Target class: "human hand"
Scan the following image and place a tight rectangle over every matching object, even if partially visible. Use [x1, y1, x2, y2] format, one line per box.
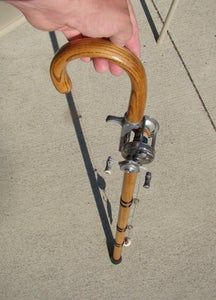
[7, 0, 140, 76]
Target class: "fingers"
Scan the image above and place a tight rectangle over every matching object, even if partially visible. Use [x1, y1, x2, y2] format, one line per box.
[109, 0, 140, 75]
[110, 0, 140, 57]
[81, 57, 91, 63]
[62, 29, 91, 63]
[108, 30, 131, 76]
[63, 28, 120, 75]
[125, 0, 140, 57]
[63, 29, 109, 73]
[93, 58, 109, 73]
[62, 28, 82, 40]
[109, 63, 123, 76]
[61, 0, 141, 77]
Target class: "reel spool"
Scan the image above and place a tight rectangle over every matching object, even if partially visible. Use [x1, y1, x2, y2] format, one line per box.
[121, 116, 159, 166]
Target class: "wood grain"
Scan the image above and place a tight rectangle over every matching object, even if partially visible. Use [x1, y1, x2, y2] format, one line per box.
[113, 173, 138, 262]
[50, 38, 147, 124]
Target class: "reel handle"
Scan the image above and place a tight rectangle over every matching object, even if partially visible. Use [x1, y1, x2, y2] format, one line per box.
[50, 38, 147, 124]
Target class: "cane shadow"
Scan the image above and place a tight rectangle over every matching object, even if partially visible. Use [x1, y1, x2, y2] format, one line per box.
[95, 171, 113, 225]
[140, 0, 159, 41]
[49, 31, 114, 257]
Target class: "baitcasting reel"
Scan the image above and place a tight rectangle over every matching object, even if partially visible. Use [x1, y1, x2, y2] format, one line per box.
[120, 116, 159, 166]
[105, 115, 159, 174]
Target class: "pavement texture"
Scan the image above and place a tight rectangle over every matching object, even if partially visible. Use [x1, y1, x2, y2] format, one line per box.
[0, 0, 216, 299]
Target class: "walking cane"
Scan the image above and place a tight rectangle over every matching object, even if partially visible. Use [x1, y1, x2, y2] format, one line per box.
[50, 38, 159, 264]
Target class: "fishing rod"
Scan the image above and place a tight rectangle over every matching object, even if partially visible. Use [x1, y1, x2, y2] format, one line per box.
[50, 38, 159, 264]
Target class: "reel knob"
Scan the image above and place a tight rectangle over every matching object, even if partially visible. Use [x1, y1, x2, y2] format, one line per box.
[143, 171, 152, 188]
[104, 156, 113, 175]
[123, 237, 132, 247]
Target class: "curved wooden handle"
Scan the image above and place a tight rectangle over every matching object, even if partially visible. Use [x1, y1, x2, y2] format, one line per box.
[50, 38, 147, 123]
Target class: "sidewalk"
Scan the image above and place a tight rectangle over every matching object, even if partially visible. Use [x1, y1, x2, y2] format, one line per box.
[0, 1, 215, 299]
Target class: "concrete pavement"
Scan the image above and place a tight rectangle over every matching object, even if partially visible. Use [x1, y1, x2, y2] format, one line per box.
[0, 0, 216, 299]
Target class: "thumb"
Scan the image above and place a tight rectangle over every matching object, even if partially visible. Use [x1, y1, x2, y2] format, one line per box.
[61, 27, 82, 40]
[110, 23, 133, 48]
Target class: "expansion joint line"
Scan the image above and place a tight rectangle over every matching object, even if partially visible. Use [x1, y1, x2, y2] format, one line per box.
[150, 0, 216, 132]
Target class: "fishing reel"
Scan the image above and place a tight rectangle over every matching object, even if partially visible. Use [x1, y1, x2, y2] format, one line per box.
[120, 116, 159, 166]
[105, 115, 159, 174]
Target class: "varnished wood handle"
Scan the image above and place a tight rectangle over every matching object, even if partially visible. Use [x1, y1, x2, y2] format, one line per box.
[50, 38, 147, 123]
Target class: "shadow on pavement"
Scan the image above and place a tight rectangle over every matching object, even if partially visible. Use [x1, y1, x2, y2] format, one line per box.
[140, 0, 159, 41]
[49, 31, 114, 258]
